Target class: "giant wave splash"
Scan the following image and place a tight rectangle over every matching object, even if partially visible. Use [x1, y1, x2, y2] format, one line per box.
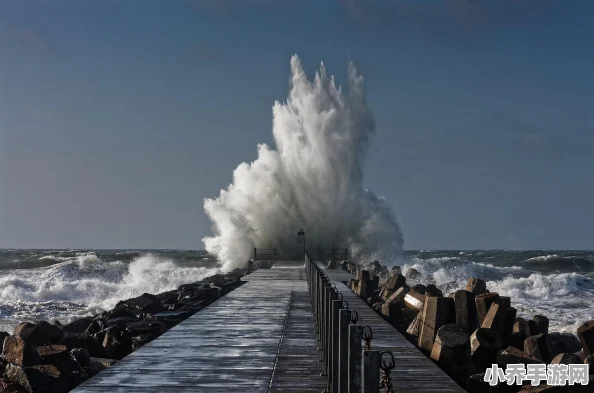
[203, 55, 403, 270]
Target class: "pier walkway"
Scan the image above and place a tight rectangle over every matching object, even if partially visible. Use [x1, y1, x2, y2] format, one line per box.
[73, 261, 325, 393]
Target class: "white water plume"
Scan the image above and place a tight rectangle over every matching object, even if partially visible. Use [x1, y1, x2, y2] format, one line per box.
[203, 55, 403, 271]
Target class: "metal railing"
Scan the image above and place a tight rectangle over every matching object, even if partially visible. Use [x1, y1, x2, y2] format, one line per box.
[304, 250, 393, 393]
[320, 248, 348, 262]
[253, 248, 276, 261]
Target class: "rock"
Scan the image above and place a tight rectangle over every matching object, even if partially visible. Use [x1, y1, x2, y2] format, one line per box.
[475, 292, 500, 326]
[454, 290, 478, 334]
[36, 344, 68, 366]
[425, 284, 443, 297]
[385, 285, 410, 305]
[102, 325, 132, 360]
[126, 321, 167, 337]
[56, 334, 107, 358]
[497, 296, 511, 308]
[70, 349, 91, 369]
[404, 290, 426, 311]
[548, 332, 582, 356]
[533, 315, 549, 334]
[480, 303, 517, 342]
[4, 363, 59, 393]
[577, 320, 594, 356]
[496, 346, 544, 366]
[406, 312, 423, 338]
[90, 357, 117, 368]
[418, 296, 455, 352]
[131, 333, 158, 351]
[406, 268, 421, 281]
[551, 352, 582, 365]
[465, 278, 487, 295]
[14, 322, 63, 346]
[412, 284, 426, 295]
[60, 318, 93, 334]
[430, 323, 470, 378]
[111, 293, 164, 317]
[466, 373, 505, 393]
[513, 318, 531, 337]
[2, 336, 42, 366]
[509, 332, 528, 351]
[524, 334, 555, 362]
[470, 328, 503, 368]
[528, 320, 539, 336]
[0, 378, 29, 393]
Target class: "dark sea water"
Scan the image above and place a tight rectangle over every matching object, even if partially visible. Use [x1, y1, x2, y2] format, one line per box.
[0, 249, 592, 335]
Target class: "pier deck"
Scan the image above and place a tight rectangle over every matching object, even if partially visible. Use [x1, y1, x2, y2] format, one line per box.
[72, 262, 324, 393]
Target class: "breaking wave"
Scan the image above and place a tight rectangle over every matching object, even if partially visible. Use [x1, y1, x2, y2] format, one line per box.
[203, 55, 403, 271]
[0, 253, 219, 330]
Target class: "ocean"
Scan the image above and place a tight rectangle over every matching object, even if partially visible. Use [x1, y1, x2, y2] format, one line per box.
[0, 249, 592, 335]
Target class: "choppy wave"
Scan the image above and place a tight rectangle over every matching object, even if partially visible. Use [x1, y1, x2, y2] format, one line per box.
[0, 252, 218, 332]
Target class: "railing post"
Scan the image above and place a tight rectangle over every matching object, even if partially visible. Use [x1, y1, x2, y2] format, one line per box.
[349, 324, 364, 393]
[338, 308, 351, 393]
[362, 350, 380, 393]
[331, 299, 342, 393]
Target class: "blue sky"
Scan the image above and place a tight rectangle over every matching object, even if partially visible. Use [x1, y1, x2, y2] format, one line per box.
[0, 0, 592, 250]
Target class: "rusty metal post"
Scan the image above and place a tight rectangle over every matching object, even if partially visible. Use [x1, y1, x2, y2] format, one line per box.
[362, 350, 380, 393]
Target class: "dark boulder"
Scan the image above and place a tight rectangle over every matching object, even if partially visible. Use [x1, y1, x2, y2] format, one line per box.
[102, 325, 132, 360]
[55, 334, 107, 358]
[1, 336, 41, 367]
[4, 364, 59, 393]
[60, 318, 93, 334]
[13, 322, 63, 346]
[36, 344, 69, 366]
[131, 333, 158, 351]
[548, 332, 582, 356]
[524, 334, 555, 362]
[111, 293, 164, 317]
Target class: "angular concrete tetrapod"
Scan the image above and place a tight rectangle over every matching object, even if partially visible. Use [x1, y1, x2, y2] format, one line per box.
[465, 278, 486, 295]
[386, 285, 409, 305]
[418, 296, 455, 352]
[577, 320, 594, 356]
[496, 346, 544, 366]
[470, 328, 503, 369]
[475, 292, 500, 326]
[551, 352, 582, 365]
[454, 290, 478, 334]
[524, 333, 555, 362]
[404, 290, 426, 311]
[513, 317, 531, 337]
[430, 323, 470, 378]
[480, 302, 517, 342]
[533, 314, 549, 334]
[406, 312, 423, 339]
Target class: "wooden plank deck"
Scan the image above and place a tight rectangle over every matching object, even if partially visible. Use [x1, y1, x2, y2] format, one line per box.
[72, 262, 324, 393]
[317, 263, 466, 393]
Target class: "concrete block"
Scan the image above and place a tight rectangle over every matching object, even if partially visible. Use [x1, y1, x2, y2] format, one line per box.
[465, 278, 487, 295]
[577, 320, 594, 356]
[454, 290, 478, 334]
[475, 292, 500, 325]
[470, 328, 503, 368]
[418, 296, 455, 352]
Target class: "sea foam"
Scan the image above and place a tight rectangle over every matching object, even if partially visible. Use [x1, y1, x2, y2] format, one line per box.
[203, 55, 404, 271]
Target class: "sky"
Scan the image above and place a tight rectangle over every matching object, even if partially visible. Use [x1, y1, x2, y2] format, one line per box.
[0, 0, 592, 250]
